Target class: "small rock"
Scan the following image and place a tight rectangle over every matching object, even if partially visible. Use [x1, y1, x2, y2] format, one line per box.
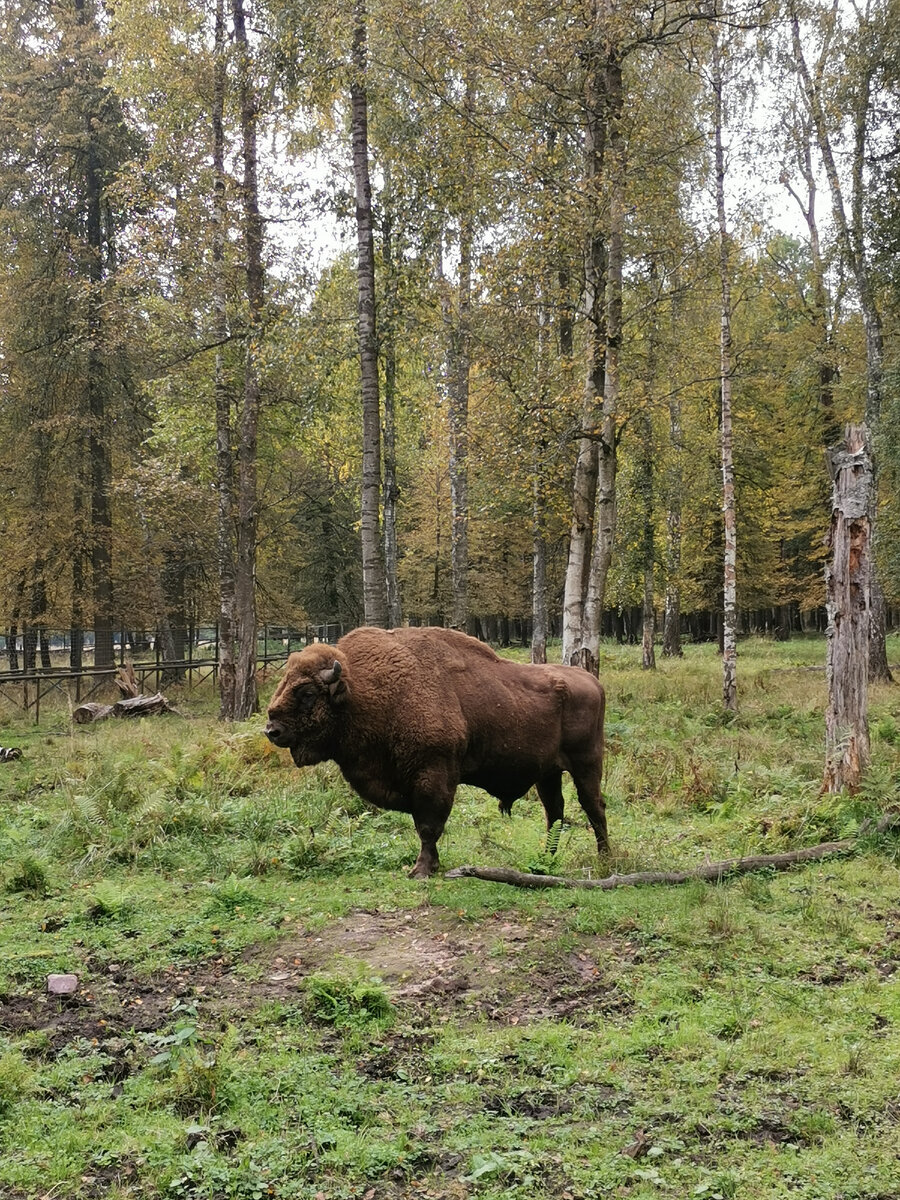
[48, 973, 79, 996]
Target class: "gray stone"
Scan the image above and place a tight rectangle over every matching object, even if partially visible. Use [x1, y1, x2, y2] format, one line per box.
[47, 973, 79, 996]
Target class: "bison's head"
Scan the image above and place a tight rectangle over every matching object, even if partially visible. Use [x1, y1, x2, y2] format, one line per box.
[264, 646, 349, 766]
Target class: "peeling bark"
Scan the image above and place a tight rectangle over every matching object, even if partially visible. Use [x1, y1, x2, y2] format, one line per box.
[823, 424, 872, 794]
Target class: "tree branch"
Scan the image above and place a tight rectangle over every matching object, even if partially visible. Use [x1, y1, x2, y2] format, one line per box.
[444, 814, 900, 890]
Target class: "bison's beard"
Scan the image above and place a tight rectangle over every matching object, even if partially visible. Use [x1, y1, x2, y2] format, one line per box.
[290, 742, 325, 768]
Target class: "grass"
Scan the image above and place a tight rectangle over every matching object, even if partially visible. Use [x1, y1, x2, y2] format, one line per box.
[0, 635, 899, 1199]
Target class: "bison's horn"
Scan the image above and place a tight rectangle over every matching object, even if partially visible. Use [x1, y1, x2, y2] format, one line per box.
[318, 660, 342, 686]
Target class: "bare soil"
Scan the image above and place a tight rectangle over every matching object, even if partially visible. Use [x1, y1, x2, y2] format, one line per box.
[0, 906, 636, 1051]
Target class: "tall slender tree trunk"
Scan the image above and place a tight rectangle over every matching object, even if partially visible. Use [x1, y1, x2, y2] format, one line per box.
[663, 396, 684, 658]
[75, 0, 114, 672]
[446, 77, 475, 633]
[70, 471, 86, 670]
[232, 0, 264, 717]
[712, 26, 737, 713]
[352, 0, 387, 628]
[381, 166, 401, 628]
[582, 10, 624, 667]
[640, 262, 660, 671]
[662, 267, 684, 658]
[213, 0, 236, 717]
[531, 478, 548, 664]
[562, 5, 606, 666]
[448, 209, 472, 632]
[531, 276, 551, 666]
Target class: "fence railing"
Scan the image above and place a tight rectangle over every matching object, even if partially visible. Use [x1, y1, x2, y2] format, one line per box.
[0, 649, 296, 725]
[0, 623, 352, 723]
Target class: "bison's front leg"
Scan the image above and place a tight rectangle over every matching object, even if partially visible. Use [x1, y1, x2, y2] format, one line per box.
[409, 768, 456, 879]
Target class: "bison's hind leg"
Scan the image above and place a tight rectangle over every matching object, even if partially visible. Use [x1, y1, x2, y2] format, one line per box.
[536, 771, 565, 831]
[570, 760, 609, 855]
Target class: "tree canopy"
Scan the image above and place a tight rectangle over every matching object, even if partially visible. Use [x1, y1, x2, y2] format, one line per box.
[1, 0, 898, 669]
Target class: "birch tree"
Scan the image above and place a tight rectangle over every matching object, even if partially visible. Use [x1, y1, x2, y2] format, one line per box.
[351, 0, 388, 628]
[711, 20, 738, 712]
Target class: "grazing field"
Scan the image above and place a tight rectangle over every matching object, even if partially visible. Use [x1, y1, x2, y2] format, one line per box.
[1, 637, 899, 1200]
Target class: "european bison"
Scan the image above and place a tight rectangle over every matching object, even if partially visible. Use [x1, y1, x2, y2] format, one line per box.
[264, 626, 607, 878]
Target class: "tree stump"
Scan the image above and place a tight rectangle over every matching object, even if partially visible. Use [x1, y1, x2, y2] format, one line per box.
[823, 424, 873, 793]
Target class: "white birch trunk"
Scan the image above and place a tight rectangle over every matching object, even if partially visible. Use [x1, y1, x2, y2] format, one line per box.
[712, 27, 737, 713]
[352, 0, 387, 628]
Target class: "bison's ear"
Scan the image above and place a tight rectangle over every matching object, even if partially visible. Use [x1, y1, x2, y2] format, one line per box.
[318, 660, 347, 704]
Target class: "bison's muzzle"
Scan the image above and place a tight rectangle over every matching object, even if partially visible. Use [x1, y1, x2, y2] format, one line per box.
[264, 720, 290, 747]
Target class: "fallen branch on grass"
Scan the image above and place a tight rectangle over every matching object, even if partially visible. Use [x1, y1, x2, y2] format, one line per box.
[444, 813, 900, 891]
[72, 693, 179, 724]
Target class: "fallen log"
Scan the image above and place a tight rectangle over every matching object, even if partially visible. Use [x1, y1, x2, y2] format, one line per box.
[73, 692, 179, 724]
[444, 813, 900, 891]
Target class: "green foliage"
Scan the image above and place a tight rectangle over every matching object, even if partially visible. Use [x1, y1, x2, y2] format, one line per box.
[305, 975, 394, 1028]
[144, 1007, 239, 1116]
[525, 819, 565, 876]
[5, 853, 50, 896]
[0, 1049, 32, 1118]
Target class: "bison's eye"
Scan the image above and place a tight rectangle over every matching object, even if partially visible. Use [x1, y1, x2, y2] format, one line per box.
[292, 683, 318, 712]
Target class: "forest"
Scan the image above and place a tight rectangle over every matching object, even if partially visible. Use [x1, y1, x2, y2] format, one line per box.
[2, 5, 900, 1196]
[0, 0, 899, 722]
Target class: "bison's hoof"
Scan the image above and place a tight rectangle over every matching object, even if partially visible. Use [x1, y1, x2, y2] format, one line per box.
[409, 862, 437, 880]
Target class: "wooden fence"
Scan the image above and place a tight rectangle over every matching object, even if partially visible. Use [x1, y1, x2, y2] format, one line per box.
[0, 645, 321, 725]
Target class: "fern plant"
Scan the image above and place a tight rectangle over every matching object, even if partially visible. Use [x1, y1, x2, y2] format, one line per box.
[526, 819, 566, 876]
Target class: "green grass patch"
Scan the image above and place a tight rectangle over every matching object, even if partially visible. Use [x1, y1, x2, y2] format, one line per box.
[0, 636, 898, 1198]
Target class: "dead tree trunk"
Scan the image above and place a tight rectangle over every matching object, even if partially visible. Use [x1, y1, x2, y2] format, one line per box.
[823, 424, 873, 793]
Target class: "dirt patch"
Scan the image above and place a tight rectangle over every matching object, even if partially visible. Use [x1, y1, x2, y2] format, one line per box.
[0, 907, 637, 1052]
[797, 958, 864, 986]
[237, 907, 635, 1026]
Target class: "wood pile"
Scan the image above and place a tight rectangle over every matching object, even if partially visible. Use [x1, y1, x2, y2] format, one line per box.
[72, 664, 179, 724]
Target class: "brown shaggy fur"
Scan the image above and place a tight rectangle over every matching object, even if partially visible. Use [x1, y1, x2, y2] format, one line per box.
[265, 626, 607, 878]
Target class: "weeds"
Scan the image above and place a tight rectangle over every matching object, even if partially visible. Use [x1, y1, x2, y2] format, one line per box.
[305, 975, 393, 1028]
[5, 852, 50, 895]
